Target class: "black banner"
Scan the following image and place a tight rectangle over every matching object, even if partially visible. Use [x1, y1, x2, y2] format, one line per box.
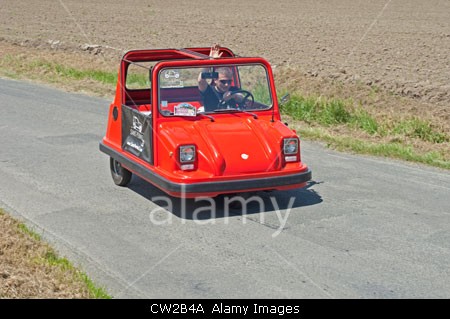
[0, 299, 444, 317]
[121, 105, 153, 164]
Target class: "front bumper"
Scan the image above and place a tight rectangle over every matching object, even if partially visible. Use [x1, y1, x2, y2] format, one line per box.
[100, 142, 312, 197]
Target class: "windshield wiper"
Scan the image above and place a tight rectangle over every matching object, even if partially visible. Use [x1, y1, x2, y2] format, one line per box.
[213, 108, 258, 119]
[197, 112, 215, 122]
[239, 109, 258, 119]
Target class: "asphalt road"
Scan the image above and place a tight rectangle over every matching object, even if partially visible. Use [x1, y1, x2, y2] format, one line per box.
[0, 78, 449, 298]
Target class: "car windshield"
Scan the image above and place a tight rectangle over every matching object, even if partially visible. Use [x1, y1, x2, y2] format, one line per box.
[158, 64, 273, 116]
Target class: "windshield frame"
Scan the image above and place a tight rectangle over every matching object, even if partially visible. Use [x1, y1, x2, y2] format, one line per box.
[153, 58, 275, 117]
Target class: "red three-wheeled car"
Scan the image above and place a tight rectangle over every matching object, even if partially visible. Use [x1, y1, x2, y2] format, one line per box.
[99, 47, 311, 198]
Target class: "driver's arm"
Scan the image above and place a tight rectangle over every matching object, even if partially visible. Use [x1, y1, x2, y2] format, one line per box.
[199, 44, 222, 92]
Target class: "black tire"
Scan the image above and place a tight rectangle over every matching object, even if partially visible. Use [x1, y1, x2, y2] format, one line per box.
[110, 157, 132, 186]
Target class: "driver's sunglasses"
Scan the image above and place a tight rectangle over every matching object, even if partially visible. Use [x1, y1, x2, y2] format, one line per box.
[219, 79, 232, 85]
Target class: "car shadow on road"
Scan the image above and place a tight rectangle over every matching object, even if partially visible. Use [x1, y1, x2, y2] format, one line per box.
[128, 177, 323, 220]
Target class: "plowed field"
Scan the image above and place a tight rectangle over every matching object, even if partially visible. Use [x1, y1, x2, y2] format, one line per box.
[1, 0, 449, 107]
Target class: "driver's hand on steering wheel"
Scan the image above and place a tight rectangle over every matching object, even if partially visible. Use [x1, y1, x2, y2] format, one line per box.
[223, 91, 232, 101]
[223, 91, 243, 102]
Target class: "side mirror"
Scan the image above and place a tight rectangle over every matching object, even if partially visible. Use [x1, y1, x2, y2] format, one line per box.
[280, 93, 290, 105]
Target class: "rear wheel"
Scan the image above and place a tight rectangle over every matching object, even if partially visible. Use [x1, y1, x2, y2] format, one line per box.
[110, 157, 132, 186]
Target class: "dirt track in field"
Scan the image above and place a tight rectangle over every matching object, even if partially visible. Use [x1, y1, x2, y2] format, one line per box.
[1, 0, 449, 108]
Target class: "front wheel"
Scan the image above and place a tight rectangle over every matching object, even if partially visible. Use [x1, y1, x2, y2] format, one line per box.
[110, 157, 132, 186]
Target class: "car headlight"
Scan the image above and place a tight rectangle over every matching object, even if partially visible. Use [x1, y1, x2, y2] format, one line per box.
[283, 138, 298, 154]
[179, 145, 196, 170]
[283, 138, 299, 162]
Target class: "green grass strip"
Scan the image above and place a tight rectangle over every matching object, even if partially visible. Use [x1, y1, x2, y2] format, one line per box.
[28, 59, 117, 85]
[281, 94, 448, 143]
[16, 219, 111, 299]
[1, 53, 448, 169]
[44, 250, 111, 299]
[296, 126, 450, 170]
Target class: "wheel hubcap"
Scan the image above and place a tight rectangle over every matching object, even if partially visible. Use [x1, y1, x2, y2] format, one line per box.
[113, 160, 122, 175]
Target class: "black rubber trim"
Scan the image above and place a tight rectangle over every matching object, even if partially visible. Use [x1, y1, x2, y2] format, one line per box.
[100, 142, 312, 194]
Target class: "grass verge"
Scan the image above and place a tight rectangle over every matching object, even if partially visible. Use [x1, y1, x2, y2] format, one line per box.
[292, 125, 449, 169]
[280, 94, 449, 169]
[0, 208, 111, 298]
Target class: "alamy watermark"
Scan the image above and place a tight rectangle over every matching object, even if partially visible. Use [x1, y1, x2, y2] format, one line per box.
[149, 192, 296, 238]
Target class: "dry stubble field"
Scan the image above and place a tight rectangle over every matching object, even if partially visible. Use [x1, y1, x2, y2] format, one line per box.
[0, 0, 449, 298]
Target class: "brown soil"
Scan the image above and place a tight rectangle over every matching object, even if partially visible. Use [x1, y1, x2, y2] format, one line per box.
[1, 0, 449, 107]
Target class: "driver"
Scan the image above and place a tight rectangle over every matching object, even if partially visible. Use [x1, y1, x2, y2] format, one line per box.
[198, 67, 242, 111]
[198, 45, 244, 111]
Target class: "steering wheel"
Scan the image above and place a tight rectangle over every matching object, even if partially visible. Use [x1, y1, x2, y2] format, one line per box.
[217, 89, 254, 110]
